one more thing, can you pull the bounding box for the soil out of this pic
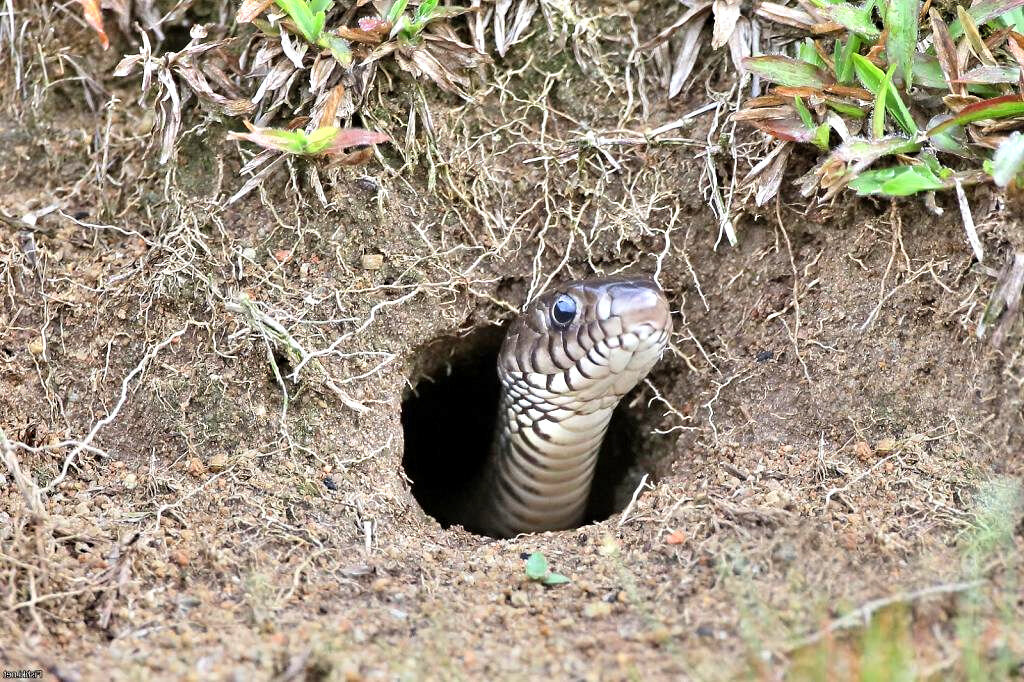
[1,2,1023,680]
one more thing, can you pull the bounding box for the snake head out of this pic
[500,277,672,409]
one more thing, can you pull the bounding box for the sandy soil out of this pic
[1,1,1022,680]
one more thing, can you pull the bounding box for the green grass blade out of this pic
[827,2,881,40]
[884,0,920,89]
[798,38,826,69]
[276,0,318,42]
[304,127,340,155]
[872,65,897,139]
[743,56,834,88]
[386,0,409,24]
[852,54,918,135]
[836,34,862,84]
[793,96,815,128]
[927,95,1024,137]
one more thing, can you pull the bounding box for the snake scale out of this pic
[462,276,672,538]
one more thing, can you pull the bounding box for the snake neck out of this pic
[472,381,616,538]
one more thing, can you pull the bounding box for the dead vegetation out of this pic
[1,0,1023,679]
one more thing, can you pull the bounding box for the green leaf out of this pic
[827,2,880,39]
[811,122,831,151]
[798,38,826,70]
[525,553,548,580]
[927,95,1024,137]
[826,99,867,118]
[308,0,332,14]
[991,132,1024,187]
[911,55,949,90]
[386,0,409,24]
[276,0,319,42]
[852,54,918,135]
[872,65,897,139]
[543,573,570,586]
[793,96,815,128]
[304,127,340,154]
[847,164,948,196]
[414,0,439,22]
[883,0,920,89]
[321,34,352,65]
[311,9,326,41]
[835,34,862,84]
[743,56,834,89]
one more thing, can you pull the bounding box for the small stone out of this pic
[361,253,384,270]
[28,338,44,356]
[875,437,896,453]
[644,627,671,645]
[187,458,205,476]
[853,441,872,461]
[583,602,612,619]
[170,549,190,567]
[208,453,228,471]
[763,490,782,507]
[123,473,137,490]
[509,591,529,608]
[241,247,257,261]
[696,624,714,638]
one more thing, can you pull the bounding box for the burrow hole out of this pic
[401,325,671,538]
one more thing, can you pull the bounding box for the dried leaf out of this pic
[711,0,741,49]
[326,127,390,154]
[741,141,793,206]
[755,1,816,30]
[959,65,1022,84]
[640,2,712,51]
[78,0,109,49]
[930,9,961,95]
[957,6,997,66]
[318,84,346,127]
[951,0,1024,37]
[728,16,753,76]
[665,530,687,545]
[669,18,706,97]
[238,0,276,23]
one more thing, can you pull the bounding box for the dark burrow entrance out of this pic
[401,325,662,538]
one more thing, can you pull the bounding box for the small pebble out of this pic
[583,602,612,619]
[323,476,338,491]
[361,253,384,270]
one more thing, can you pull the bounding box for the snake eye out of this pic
[550,294,577,328]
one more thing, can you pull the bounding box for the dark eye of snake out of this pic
[550,294,577,328]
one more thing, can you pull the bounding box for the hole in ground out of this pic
[401,325,664,538]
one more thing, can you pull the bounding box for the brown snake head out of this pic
[499,277,673,411]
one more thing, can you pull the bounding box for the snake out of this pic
[462,276,672,538]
